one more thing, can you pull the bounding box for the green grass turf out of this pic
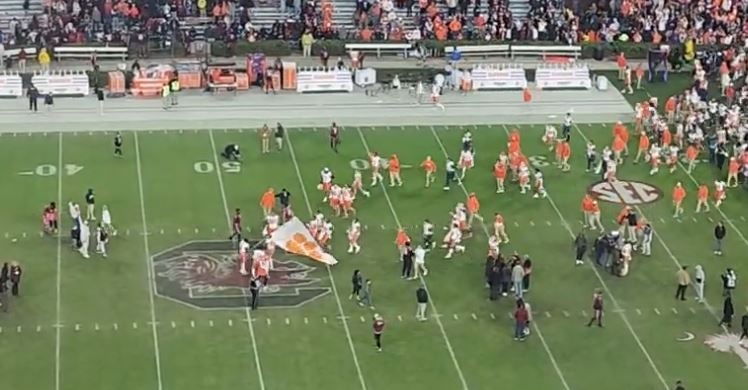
[0,123,747,390]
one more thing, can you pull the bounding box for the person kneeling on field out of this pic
[222,144,241,162]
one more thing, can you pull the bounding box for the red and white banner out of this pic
[270,217,338,265]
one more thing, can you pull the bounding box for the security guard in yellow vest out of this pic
[161,83,170,110]
[169,77,180,106]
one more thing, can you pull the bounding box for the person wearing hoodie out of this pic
[694,265,705,302]
[721,268,737,296]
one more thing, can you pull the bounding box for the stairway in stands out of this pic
[0,0,43,38]
[508,0,530,22]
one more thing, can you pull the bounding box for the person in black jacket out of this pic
[9,262,22,297]
[740,313,748,346]
[714,221,726,256]
[484,255,495,288]
[28,84,39,112]
[719,295,735,328]
[574,231,587,265]
[0,262,8,313]
[401,242,414,279]
[248,278,260,310]
[415,287,428,321]
[350,269,362,300]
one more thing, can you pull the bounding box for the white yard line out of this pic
[284,129,369,390]
[355,127,470,390]
[504,124,670,390]
[55,132,63,390]
[428,126,571,390]
[207,130,266,390]
[573,125,728,330]
[133,132,166,390]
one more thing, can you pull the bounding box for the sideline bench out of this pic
[53,46,128,61]
[445,44,510,58]
[344,43,412,58]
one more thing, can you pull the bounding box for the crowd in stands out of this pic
[3,0,748,58]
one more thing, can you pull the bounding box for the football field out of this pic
[0,122,747,390]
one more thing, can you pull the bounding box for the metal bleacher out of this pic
[0,0,43,38]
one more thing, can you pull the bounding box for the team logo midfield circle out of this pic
[587,180,662,205]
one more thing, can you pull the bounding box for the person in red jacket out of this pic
[372,314,385,352]
[513,299,529,341]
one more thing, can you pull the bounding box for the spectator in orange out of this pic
[617,52,627,80]
[360,26,373,41]
[435,21,448,40]
[260,188,276,216]
[448,17,462,39]
[634,64,645,89]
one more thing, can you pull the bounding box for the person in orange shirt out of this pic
[727,157,740,187]
[672,182,686,218]
[685,144,699,173]
[617,52,627,80]
[360,26,372,41]
[494,159,507,193]
[612,135,626,164]
[696,184,710,213]
[509,128,521,145]
[420,155,437,187]
[612,121,630,156]
[260,187,275,216]
[634,63,645,90]
[634,131,650,164]
[493,213,509,243]
[395,228,410,258]
[466,193,481,225]
[665,96,677,123]
[558,140,571,171]
[388,154,402,187]
[581,194,594,227]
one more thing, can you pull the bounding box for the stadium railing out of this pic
[53,46,128,61]
[344,42,413,57]
[445,44,510,58]
[510,45,582,60]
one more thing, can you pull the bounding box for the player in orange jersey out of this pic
[388,154,403,187]
[420,156,437,187]
[581,194,595,228]
[727,157,740,187]
[633,131,650,164]
[714,180,727,208]
[489,158,506,194]
[260,187,275,216]
[696,184,710,213]
[661,126,672,147]
[558,140,571,171]
[685,144,699,173]
[672,182,686,218]
[493,213,509,243]
[466,192,481,225]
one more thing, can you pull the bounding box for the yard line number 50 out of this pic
[193,161,241,174]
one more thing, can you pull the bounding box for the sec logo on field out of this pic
[587,180,662,205]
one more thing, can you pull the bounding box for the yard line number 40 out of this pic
[19,164,84,176]
[193,161,241,174]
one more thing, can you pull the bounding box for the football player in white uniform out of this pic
[442,224,465,259]
[347,218,362,254]
[351,170,371,198]
[369,152,384,187]
[542,125,558,151]
[458,148,475,180]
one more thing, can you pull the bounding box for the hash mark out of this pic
[304,317,309,324]
[177,228,181,234]
[659,218,665,223]
[94,323,100,331]
[212,228,216,233]
[133,322,138,329]
[689,308,697,314]
[171,321,176,329]
[529,221,535,226]
[471,313,478,320]
[190,321,195,328]
[514,221,519,227]
[707,217,714,223]
[636,309,642,315]
[209,320,214,327]
[17,326,22,333]
[285,318,290,325]
[507,312,513,319]
[581,310,588,317]
[265,318,272,325]
[322,317,328,324]
[113,323,118,331]
[490,313,496,319]
[228,319,233,327]
[546,221,552,226]
[654,308,661,315]
[75,324,80,331]
[22,232,26,238]
[691,217,698,223]
[37,325,42,332]
[397,315,403,322]
[671,308,678,314]
[741,216,746,221]
[562,311,570,318]
[453,314,459,320]
[195,228,199,234]
[160,229,164,235]
[544,312,552,318]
